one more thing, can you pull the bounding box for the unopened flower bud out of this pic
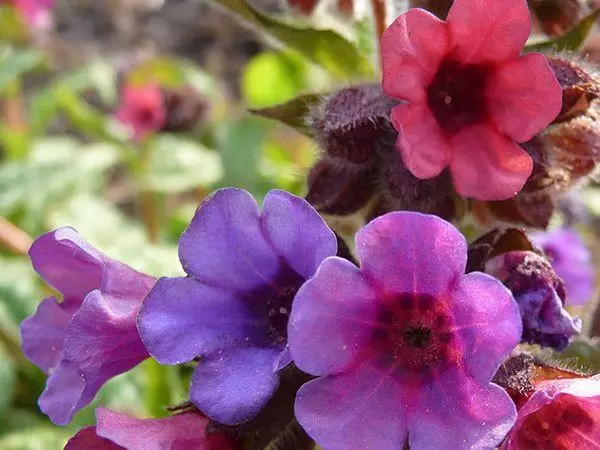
[161,86,210,133]
[529,0,584,36]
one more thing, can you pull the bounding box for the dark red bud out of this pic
[409,0,454,19]
[529,0,584,36]
[161,86,210,133]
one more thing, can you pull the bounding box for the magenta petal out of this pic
[179,188,280,291]
[138,277,263,365]
[261,190,337,279]
[447,0,531,64]
[355,212,466,297]
[189,346,280,425]
[65,426,123,450]
[451,272,522,382]
[20,296,74,374]
[408,368,517,450]
[295,360,407,450]
[289,257,379,376]
[381,8,450,102]
[487,53,562,142]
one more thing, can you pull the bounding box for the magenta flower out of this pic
[0,0,54,28]
[65,408,234,450]
[381,0,562,201]
[502,375,600,449]
[20,228,155,425]
[137,188,337,425]
[116,83,166,142]
[531,228,595,305]
[289,212,522,449]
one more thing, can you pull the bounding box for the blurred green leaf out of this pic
[558,340,600,372]
[0,409,45,435]
[249,93,322,137]
[0,425,70,450]
[0,7,27,42]
[142,135,223,193]
[210,0,373,79]
[525,8,600,52]
[0,357,16,414]
[0,49,42,92]
[128,57,186,87]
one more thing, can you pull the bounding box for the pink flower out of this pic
[116,84,166,142]
[1,0,54,28]
[381,0,562,201]
[502,375,600,449]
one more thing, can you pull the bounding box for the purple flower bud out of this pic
[486,251,582,351]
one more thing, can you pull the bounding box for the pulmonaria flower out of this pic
[116,83,166,142]
[289,211,521,449]
[486,250,582,351]
[65,408,234,450]
[381,0,562,201]
[20,228,155,425]
[501,374,600,449]
[0,0,54,29]
[137,188,337,425]
[531,228,595,305]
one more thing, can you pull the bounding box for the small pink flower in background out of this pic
[0,0,54,29]
[381,0,562,201]
[116,83,166,142]
[501,375,600,449]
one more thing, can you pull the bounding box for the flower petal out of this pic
[289,257,379,376]
[39,289,150,425]
[487,53,562,142]
[189,346,280,425]
[451,272,521,382]
[356,212,467,297]
[295,360,407,450]
[447,0,531,64]
[65,426,123,450]
[391,103,451,179]
[261,190,336,279]
[381,8,450,102]
[449,123,533,200]
[408,368,517,449]
[137,277,264,365]
[20,296,74,374]
[179,188,280,291]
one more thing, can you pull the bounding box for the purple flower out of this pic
[137,188,337,425]
[20,228,155,425]
[486,251,582,351]
[288,212,521,449]
[531,228,595,305]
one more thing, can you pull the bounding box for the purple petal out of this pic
[289,257,379,376]
[179,189,280,291]
[20,296,75,374]
[295,360,407,450]
[137,277,265,365]
[407,368,517,450]
[64,426,123,450]
[189,346,280,425]
[39,289,151,425]
[261,190,337,279]
[451,272,522,382]
[355,212,466,297]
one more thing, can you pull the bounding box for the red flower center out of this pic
[427,58,490,135]
[372,293,459,380]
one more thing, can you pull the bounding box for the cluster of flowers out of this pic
[19,0,600,448]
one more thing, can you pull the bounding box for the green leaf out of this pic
[209,0,373,79]
[0,49,42,91]
[557,340,600,373]
[0,357,16,414]
[249,93,322,137]
[0,425,71,450]
[141,135,223,193]
[525,8,600,52]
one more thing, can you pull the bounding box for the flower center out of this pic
[372,293,457,379]
[427,58,489,135]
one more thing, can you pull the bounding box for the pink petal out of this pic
[487,53,562,142]
[391,103,451,179]
[289,257,379,376]
[449,123,533,200]
[295,360,408,450]
[381,8,450,102]
[65,426,123,450]
[447,0,531,64]
[355,211,467,297]
[408,368,517,449]
[451,272,522,382]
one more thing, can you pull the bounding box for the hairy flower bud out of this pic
[161,86,210,133]
[528,0,584,36]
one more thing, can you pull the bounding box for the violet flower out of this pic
[137,188,337,425]
[20,228,155,425]
[531,228,595,305]
[288,211,521,449]
[65,408,234,450]
[486,251,582,351]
